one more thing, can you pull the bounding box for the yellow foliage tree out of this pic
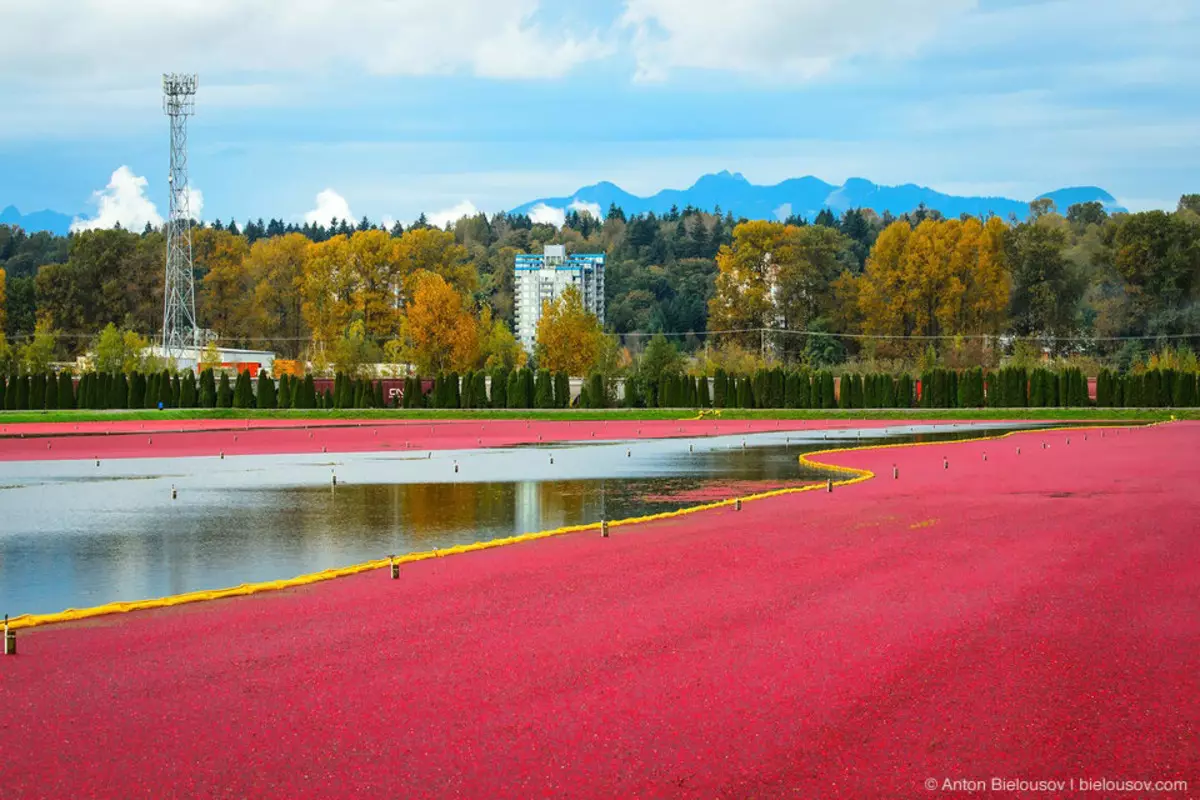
[708,220,782,345]
[245,233,309,355]
[856,218,1010,356]
[394,228,477,300]
[534,286,605,375]
[397,270,480,374]
[479,305,527,370]
[196,228,252,342]
[348,229,402,340]
[302,235,355,352]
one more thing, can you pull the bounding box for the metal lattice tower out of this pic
[162,73,199,361]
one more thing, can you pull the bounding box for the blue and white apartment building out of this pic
[514,245,606,352]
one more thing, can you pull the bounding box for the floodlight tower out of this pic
[162,73,199,361]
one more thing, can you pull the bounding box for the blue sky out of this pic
[1,0,1197,229]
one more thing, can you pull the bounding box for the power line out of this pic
[5,327,1199,345]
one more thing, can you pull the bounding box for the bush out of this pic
[230,370,252,409]
[534,369,552,409]
[156,370,172,408]
[554,372,570,408]
[585,372,606,409]
[712,368,728,409]
[736,375,754,409]
[489,369,507,409]
[256,371,276,409]
[199,369,216,408]
[57,371,75,409]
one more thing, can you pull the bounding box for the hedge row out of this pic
[5,366,1200,412]
[1097,367,1198,408]
[398,368,574,410]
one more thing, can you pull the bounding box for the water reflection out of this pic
[0,423,1055,616]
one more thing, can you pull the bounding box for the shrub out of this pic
[256,371,276,409]
[231,370,253,409]
[57,371,75,409]
[533,369,552,408]
[728,375,744,408]
[712,368,728,408]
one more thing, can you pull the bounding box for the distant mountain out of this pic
[0,205,75,236]
[509,171,1126,223]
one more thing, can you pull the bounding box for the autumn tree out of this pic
[534,286,605,375]
[92,323,150,373]
[394,228,477,299]
[478,306,526,370]
[302,235,355,353]
[245,232,309,356]
[347,229,402,340]
[855,218,1010,356]
[197,227,253,343]
[396,271,479,374]
[708,220,782,346]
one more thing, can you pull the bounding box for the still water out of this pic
[1,422,1048,615]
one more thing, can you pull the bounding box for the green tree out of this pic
[256,371,276,409]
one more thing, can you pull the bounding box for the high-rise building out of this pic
[514,245,605,351]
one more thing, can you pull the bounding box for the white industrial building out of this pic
[514,245,606,351]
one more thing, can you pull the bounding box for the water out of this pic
[0,422,1053,615]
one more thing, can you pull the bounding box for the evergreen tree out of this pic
[490,368,508,410]
[43,373,59,410]
[276,374,292,410]
[506,370,521,409]
[796,369,812,409]
[521,368,535,407]
[157,370,172,408]
[623,375,642,408]
[737,375,754,409]
[16,375,30,409]
[111,373,129,409]
[57,371,75,409]
[232,370,253,408]
[554,372,570,408]
[256,371,276,409]
[375,380,385,409]
[820,371,836,409]
[473,371,489,409]
[212,372,229,408]
[713,369,728,408]
[30,374,46,410]
[839,374,855,409]
[535,369,554,409]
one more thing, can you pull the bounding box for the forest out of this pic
[1,194,1199,383]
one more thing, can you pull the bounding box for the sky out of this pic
[0,0,1197,230]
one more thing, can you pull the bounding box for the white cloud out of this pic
[427,200,480,229]
[568,199,603,220]
[0,1,607,85]
[70,166,164,232]
[304,189,353,226]
[528,203,566,227]
[184,187,205,222]
[773,202,792,221]
[620,0,975,81]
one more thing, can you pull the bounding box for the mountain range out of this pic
[509,171,1125,223]
[1,205,76,236]
[3,173,1126,236]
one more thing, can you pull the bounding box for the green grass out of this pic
[1,407,1195,424]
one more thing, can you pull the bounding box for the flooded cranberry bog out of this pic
[4,420,1050,616]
